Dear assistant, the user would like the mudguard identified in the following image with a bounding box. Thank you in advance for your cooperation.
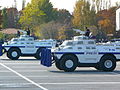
[0,44,3,56]
[41,48,52,67]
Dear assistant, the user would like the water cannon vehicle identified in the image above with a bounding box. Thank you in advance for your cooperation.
[2,30,57,60]
[40,29,120,72]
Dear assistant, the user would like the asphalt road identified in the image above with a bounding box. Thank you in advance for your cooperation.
[1,54,120,90]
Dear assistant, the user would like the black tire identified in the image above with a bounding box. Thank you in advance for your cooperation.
[99,55,116,72]
[55,61,63,70]
[35,49,42,60]
[94,64,102,71]
[7,48,20,60]
[60,55,78,72]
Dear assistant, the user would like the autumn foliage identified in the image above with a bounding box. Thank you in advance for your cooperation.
[0,0,120,40]
[97,7,116,35]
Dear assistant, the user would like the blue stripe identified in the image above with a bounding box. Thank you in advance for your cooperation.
[3,46,25,48]
[54,52,120,55]
[54,52,84,54]
[3,46,52,48]
[99,52,120,54]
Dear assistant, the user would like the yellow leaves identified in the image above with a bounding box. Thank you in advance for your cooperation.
[19,0,46,28]
[98,19,111,28]
[98,18,115,34]
[58,28,66,40]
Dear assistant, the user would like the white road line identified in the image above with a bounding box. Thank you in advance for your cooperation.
[0,63,48,90]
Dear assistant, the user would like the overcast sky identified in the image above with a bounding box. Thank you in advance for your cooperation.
[0,0,120,12]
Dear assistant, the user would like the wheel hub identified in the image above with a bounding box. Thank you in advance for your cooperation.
[65,60,74,68]
[104,60,113,68]
[11,51,18,57]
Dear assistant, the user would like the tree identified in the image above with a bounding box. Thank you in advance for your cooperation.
[2,8,8,29]
[92,0,111,12]
[72,0,96,30]
[0,32,4,39]
[56,9,72,24]
[0,10,2,29]
[58,24,74,40]
[36,21,61,39]
[19,2,44,29]
[22,0,26,10]
[38,0,54,22]
[19,0,54,29]
[97,7,117,35]
[7,8,19,28]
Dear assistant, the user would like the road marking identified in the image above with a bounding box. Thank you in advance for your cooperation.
[0,63,48,90]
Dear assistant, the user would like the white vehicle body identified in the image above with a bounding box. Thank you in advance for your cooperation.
[52,35,120,72]
[3,31,56,60]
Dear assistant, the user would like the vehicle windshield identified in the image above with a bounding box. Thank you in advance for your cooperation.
[11,38,18,41]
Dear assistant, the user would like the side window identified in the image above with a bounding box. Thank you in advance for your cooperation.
[77,41,83,44]
[88,41,95,44]
[48,42,51,44]
[13,39,18,41]
[21,42,24,44]
[28,39,33,41]
[78,47,82,49]
[66,42,73,46]
[86,47,90,49]
[86,47,96,49]
[20,39,25,41]
[91,47,96,49]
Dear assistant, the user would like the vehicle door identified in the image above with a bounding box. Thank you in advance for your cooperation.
[84,41,98,63]
[25,38,36,54]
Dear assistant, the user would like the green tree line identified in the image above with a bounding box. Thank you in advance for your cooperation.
[1,0,120,40]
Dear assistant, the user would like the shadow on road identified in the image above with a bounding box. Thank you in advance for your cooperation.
[49,70,120,75]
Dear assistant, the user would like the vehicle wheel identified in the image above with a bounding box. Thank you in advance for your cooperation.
[60,55,78,72]
[35,49,41,60]
[7,48,20,60]
[94,64,101,71]
[99,55,116,72]
[55,61,63,70]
